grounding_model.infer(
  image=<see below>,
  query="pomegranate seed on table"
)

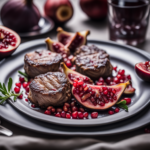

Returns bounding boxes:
[78,112,84,119]
[64,103,70,108]
[14,87,20,93]
[72,111,78,119]
[108,110,114,115]
[91,112,98,118]
[61,111,66,118]
[124,98,131,105]
[114,107,120,113]
[56,108,62,113]
[99,77,104,82]
[19,77,25,83]
[72,106,78,112]
[18,94,23,99]
[113,66,117,72]
[66,113,71,119]
[55,112,61,117]
[47,106,53,110]
[25,99,28,102]
[44,110,51,115]
[15,83,21,88]
[31,104,35,108]
[23,82,28,88]
[83,112,88,118]
[63,105,68,112]
[51,108,55,113]
[26,86,29,93]
[66,60,72,68]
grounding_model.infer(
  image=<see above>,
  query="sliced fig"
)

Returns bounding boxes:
[45,37,70,56]
[61,62,93,84]
[72,80,130,110]
[0,26,21,58]
[57,27,90,52]
[135,61,150,82]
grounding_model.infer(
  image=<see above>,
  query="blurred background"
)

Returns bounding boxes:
[0,0,150,54]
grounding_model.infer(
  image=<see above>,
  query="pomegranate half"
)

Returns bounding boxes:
[135,61,150,82]
[72,81,130,110]
[0,26,21,59]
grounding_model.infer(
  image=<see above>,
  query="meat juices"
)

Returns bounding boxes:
[24,50,63,78]
[28,72,71,108]
[74,45,113,80]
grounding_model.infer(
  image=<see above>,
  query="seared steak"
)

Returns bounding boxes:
[24,50,63,78]
[28,72,71,108]
[74,45,113,79]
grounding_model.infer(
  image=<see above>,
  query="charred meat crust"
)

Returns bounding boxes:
[74,45,113,79]
[28,72,71,108]
[24,50,63,78]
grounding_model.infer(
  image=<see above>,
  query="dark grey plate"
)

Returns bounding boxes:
[0,39,150,127]
[0,102,149,136]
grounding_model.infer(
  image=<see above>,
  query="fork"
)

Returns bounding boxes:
[0,118,13,136]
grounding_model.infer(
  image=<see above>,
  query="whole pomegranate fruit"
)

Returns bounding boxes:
[44,0,74,24]
[80,0,108,20]
[1,0,41,32]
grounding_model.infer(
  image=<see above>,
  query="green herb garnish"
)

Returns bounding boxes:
[0,78,22,105]
[116,100,128,111]
[18,71,28,82]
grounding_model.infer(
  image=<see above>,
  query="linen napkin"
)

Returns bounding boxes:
[0,134,150,150]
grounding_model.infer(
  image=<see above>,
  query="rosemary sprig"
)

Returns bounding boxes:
[116,100,128,111]
[18,71,28,82]
[0,78,22,105]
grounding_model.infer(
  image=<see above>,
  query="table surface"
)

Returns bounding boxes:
[0,0,150,142]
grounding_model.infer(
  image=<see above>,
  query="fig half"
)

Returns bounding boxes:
[0,26,21,58]
[57,27,90,52]
[135,61,150,82]
[72,80,130,110]
[45,37,70,56]
[61,62,93,84]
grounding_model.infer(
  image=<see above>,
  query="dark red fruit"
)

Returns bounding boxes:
[57,27,90,52]
[61,111,66,118]
[0,26,21,58]
[83,112,88,118]
[72,80,130,110]
[123,98,131,105]
[135,61,150,82]
[15,83,21,88]
[18,94,23,99]
[80,0,108,20]
[1,0,41,32]
[23,82,28,88]
[66,113,71,119]
[26,86,29,93]
[44,0,73,24]
[78,112,84,119]
[108,110,114,115]
[44,110,51,115]
[14,87,20,93]
[91,112,98,118]
[61,62,93,84]
[114,107,120,113]
[31,104,35,108]
[55,112,61,117]
[72,111,78,119]
[19,77,25,83]
[25,99,28,102]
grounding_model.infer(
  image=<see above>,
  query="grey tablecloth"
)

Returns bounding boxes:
[0,134,150,150]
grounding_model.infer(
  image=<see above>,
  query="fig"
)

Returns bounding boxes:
[57,27,90,52]
[80,0,108,20]
[1,0,41,32]
[45,37,70,56]
[135,61,150,82]
[0,26,21,59]
[44,0,74,24]
[72,80,130,110]
[61,62,93,84]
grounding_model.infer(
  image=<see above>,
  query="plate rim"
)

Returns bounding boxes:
[0,39,150,127]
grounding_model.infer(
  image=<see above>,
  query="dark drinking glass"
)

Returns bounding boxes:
[108,0,150,46]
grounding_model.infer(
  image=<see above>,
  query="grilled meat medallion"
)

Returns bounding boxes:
[74,45,113,79]
[28,72,71,108]
[24,50,63,78]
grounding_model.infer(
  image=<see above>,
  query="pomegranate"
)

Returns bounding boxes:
[44,0,74,24]
[72,80,130,110]
[1,0,41,32]
[0,26,21,58]
[45,37,70,56]
[61,62,93,84]
[123,98,131,105]
[57,27,90,52]
[135,61,150,82]
[80,0,108,20]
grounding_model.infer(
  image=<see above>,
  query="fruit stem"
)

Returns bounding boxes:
[25,0,33,6]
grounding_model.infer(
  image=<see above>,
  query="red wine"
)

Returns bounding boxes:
[108,0,149,45]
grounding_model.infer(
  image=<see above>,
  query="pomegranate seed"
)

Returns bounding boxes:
[23,82,28,88]
[25,99,28,102]
[61,111,66,118]
[113,77,119,83]
[73,82,77,87]
[26,86,29,93]
[99,77,104,82]
[112,89,116,94]
[14,87,20,93]
[118,69,125,76]
[64,103,70,108]
[31,104,35,108]
[115,107,120,113]
[51,108,55,113]
[47,106,53,110]
[56,108,62,113]
[78,112,84,119]
[91,112,98,118]
[117,74,121,80]
[70,101,75,107]
[78,81,84,86]
[108,88,112,92]
[72,111,78,119]
[66,113,71,119]
[145,128,150,133]
[124,98,131,105]
[72,106,78,112]
[105,77,112,83]
[15,83,21,88]
[55,112,61,117]
[79,107,85,112]
[100,102,105,106]
[44,110,51,115]
[108,110,114,115]
[102,86,107,91]
[19,77,25,83]
[96,82,103,85]
[66,60,72,68]
[113,66,117,71]
[63,105,68,112]
[103,90,108,95]
[126,75,131,80]
[18,94,23,99]
[83,112,88,118]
